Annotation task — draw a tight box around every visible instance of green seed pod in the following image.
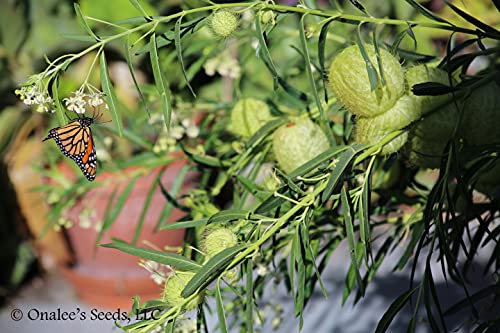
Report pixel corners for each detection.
[208,10,239,39]
[228,98,274,138]
[163,271,205,310]
[329,44,405,117]
[200,226,238,258]
[355,117,408,155]
[407,102,460,168]
[461,81,500,146]
[273,118,330,174]
[405,65,454,115]
[354,95,419,155]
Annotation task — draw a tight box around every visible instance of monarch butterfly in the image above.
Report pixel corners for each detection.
[43,117,97,181]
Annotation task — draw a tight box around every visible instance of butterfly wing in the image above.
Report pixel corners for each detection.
[78,128,97,181]
[44,120,97,181]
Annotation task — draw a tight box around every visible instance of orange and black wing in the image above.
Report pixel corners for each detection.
[43,121,97,181]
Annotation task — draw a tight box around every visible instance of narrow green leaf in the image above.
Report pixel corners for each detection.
[60,34,98,42]
[245,260,254,332]
[372,33,386,86]
[114,16,149,26]
[424,268,447,332]
[445,0,500,34]
[374,287,418,333]
[289,237,296,304]
[74,3,99,41]
[321,144,363,203]
[128,0,151,18]
[159,218,208,230]
[136,33,172,54]
[395,222,424,270]
[182,146,230,168]
[215,279,228,333]
[293,231,305,329]
[299,14,324,119]
[444,284,499,316]
[165,321,174,333]
[51,77,66,126]
[318,19,334,76]
[132,171,162,244]
[101,240,201,271]
[403,0,451,24]
[412,82,456,96]
[355,29,379,91]
[348,0,368,14]
[256,146,352,213]
[301,223,328,299]
[125,38,149,115]
[245,118,286,149]
[342,261,357,304]
[493,0,500,12]
[174,17,196,97]
[255,16,278,88]
[181,245,245,298]
[149,34,172,128]
[208,210,250,224]
[341,187,364,295]
[155,165,190,230]
[358,180,370,263]
[318,18,335,102]
[100,52,123,136]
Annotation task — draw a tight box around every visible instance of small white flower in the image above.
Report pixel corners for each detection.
[103,136,113,147]
[22,86,37,105]
[64,90,87,114]
[170,125,185,140]
[256,264,268,276]
[88,92,104,107]
[185,125,200,138]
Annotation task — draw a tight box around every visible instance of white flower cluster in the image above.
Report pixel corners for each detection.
[153,116,200,153]
[63,87,105,114]
[15,85,55,113]
[204,50,241,79]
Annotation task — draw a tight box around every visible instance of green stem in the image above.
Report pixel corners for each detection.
[42,1,499,82]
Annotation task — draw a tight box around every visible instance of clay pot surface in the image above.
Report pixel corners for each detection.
[58,157,197,309]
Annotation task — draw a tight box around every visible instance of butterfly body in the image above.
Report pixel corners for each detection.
[43,117,97,181]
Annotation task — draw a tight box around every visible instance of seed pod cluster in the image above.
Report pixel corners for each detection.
[329,44,451,155]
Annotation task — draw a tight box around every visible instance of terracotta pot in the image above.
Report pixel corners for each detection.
[58,157,197,310]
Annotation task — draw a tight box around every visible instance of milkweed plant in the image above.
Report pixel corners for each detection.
[16,0,500,332]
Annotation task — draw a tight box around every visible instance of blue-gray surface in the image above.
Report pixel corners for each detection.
[0,240,497,333]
